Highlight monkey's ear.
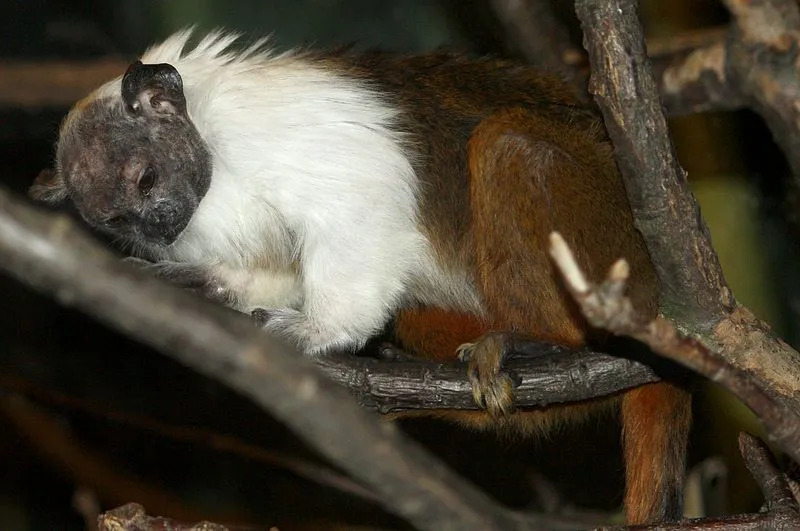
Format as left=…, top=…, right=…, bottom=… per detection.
left=29, top=168, right=68, bottom=203
left=121, top=61, right=187, bottom=117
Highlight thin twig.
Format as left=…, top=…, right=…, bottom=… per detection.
left=738, top=433, right=798, bottom=515
left=549, top=231, right=800, bottom=467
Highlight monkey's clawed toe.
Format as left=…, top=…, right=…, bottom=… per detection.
left=377, top=343, right=417, bottom=361
left=457, top=333, right=516, bottom=418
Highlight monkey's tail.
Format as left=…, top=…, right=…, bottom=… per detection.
left=622, top=381, right=691, bottom=524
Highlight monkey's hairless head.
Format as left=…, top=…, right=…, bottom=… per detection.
left=31, top=61, right=213, bottom=250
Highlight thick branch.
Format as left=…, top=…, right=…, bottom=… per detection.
left=575, top=0, right=800, bottom=414
left=0, top=185, right=525, bottom=531
left=575, top=0, right=732, bottom=328
left=318, top=348, right=657, bottom=413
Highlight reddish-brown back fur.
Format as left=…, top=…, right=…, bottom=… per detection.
left=336, top=52, right=690, bottom=524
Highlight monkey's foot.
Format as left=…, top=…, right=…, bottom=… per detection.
left=376, top=342, right=417, bottom=361
left=457, top=332, right=516, bottom=418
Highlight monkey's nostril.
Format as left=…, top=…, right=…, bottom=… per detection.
left=138, top=165, right=157, bottom=195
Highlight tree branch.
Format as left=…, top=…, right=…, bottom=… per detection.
left=550, top=232, right=800, bottom=465
left=653, top=39, right=745, bottom=116
left=575, top=0, right=732, bottom=327
left=550, top=230, right=800, bottom=529
left=1, top=184, right=663, bottom=529
left=488, top=0, right=586, bottom=92
left=0, top=185, right=525, bottom=531
left=722, top=0, right=800, bottom=181
left=574, top=0, right=800, bottom=416
left=317, top=347, right=658, bottom=413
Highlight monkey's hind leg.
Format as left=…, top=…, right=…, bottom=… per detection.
left=456, top=109, right=596, bottom=419
left=466, top=108, right=593, bottom=344
left=465, top=108, right=690, bottom=524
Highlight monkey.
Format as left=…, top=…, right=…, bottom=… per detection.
left=30, top=30, right=690, bottom=524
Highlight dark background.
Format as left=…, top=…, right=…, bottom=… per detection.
left=0, top=1, right=794, bottom=528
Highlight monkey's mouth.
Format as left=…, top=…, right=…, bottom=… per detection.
left=139, top=200, right=193, bottom=246
left=140, top=221, right=189, bottom=247
left=139, top=213, right=191, bottom=246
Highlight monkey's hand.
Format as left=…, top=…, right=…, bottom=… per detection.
left=249, top=307, right=356, bottom=355
left=457, top=333, right=519, bottom=418
left=124, top=258, right=236, bottom=305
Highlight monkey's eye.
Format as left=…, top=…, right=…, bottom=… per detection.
left=103, top=215, right=127, bottom=229
left=138, top=166, right=156, bottom=195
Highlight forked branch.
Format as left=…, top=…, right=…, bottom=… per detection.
left=549, top=231, right=800, bottom=466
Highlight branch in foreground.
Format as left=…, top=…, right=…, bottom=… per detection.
left=549, top=232, right=800, bottom=466
left=1, top=186, right=640, bottom=530
left=0, top=187, right=523, bottom=530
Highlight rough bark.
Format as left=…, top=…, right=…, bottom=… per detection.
left=575, top=0, right=800, bottom=415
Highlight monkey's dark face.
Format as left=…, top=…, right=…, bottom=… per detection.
left=33, top=61, right=212, bottom=249
left=59, top=101, right=212, bottom=247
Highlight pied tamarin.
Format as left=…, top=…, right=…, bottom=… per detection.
left=30, top=30, right=691, bottom=524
